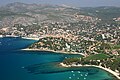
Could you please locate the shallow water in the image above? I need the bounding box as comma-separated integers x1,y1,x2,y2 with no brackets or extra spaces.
0,37,117,80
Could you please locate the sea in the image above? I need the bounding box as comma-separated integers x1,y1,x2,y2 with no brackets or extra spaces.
0,37,117,80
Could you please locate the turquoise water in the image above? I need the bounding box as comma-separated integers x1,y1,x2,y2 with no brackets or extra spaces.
0,37,117,80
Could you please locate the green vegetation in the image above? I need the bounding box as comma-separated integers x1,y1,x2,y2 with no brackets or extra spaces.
62,54,120,74
113,45,120,49
84,54,109,60
29,37,68,51
63,58,80,65
29,37,101,53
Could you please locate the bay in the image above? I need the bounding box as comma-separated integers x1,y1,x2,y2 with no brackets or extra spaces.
0,37,117,80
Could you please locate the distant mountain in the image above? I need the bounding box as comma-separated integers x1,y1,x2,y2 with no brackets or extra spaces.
0,2,120,27
2,2,56,12
0,2,80,27
80,6,120,20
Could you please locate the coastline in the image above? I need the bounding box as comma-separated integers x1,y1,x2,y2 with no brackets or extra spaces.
22,37,40,40
0,36,40,41
21,48,86,56
60,63,120,80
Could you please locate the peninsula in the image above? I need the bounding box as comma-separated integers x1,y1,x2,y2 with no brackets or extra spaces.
60,53,120,80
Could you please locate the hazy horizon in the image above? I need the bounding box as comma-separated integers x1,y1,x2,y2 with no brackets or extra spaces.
0,0,120,7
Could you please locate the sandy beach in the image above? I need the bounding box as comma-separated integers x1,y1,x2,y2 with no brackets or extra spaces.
21,48,86,56
60,63,120,80
22,37,40,40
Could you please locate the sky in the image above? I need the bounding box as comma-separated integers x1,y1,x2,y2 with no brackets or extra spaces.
0,0,120,7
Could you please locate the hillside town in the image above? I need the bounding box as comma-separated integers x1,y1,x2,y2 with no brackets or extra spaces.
0,3,120,56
